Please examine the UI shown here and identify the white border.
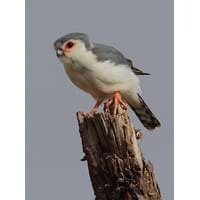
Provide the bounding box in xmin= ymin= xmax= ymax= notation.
xmin=175 ymin=0 xmax=200 ymax=199
xmin=0 ymin=0 xmax=200 ymax=199
xmin=0 ymin=0 xmax=25 ymax=200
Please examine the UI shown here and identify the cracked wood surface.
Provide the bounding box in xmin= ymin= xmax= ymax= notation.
xmin=77 ymin=108 xmax=161 ymax=200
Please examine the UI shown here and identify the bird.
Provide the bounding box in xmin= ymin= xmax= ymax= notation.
xmin=54 ymin=32 xmax=160 ymax=130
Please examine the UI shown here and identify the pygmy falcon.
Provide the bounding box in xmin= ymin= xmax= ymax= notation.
xmin=54 ymin=32 xmax=160 ymax=130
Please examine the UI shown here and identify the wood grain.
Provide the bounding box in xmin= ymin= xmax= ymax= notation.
xmin=77 ymin=107 xmax=161 ymax=200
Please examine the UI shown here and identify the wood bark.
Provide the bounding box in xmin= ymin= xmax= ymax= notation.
xmin=76 ymin=107 xmax=162 ymax=200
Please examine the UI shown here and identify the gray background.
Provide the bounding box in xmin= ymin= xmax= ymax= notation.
xmin=26 ymin=0 xmax=173 ymax=199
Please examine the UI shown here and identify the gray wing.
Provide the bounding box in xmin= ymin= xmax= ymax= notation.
xmin=92 ymin=43 xmax=150 ymax=75
xmin=126 ymin=59 xmax=150 ymax=75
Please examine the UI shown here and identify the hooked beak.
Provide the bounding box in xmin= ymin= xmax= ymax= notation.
xmin=56 ymin=48 xmax=64 ymax=57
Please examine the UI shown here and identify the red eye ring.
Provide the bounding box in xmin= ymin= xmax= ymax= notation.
xmin=65 ymin=41 xmax=74 ymax=49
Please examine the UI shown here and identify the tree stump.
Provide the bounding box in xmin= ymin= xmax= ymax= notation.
xmin=76 ymin=107 xmax=162 ymax=200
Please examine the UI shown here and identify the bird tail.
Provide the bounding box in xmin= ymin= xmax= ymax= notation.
xmin=126 ymin=94 xmax=161 ymax=130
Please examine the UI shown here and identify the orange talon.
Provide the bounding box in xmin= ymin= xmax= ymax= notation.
xmin=104 ymin=92 xmax=128 ymax=115
xmin=105 ymin=98 xmax=113 ymax=108
xmin=90 ymin=98 xmax=104 ymax=114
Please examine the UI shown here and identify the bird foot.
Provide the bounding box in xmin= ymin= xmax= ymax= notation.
xmin=90 ymin=98 xmax=104 ymax=115
xmin=104 ymin=92 xmax=128 ymax=115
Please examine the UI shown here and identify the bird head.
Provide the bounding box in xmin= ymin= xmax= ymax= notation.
xmin=54 ymin=32 xmax=92 ymax=64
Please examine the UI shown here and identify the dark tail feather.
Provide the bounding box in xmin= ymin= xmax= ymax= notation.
xmin=129 ymin=94 xmax=161 ymax=130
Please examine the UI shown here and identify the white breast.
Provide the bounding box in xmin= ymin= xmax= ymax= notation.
xmin=64 ymin=63 xmax=99 ymax=99
xmin=62 ymin=51 xmax=141 ymax=100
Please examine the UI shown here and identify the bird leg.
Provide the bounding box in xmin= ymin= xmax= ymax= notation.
xmin=104 ymin=91 xmax=128 ymax=115
xmin=90 ymin=98 xmax=104 ymax=114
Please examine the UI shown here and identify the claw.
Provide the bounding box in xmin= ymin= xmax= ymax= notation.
xmin=90 ymin=98 xmax=104 ymax=114
xmin=104 ymin=92 xmax=128 ymax=115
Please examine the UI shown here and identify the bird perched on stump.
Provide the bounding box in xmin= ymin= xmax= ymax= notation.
xmin=54 ymin=32 xmax=161 ymax=130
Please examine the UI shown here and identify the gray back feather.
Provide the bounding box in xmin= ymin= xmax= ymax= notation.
xmin=92 ymin=43 xmax=150 ymax=75
xmin=92 ymin=43 xmax=130 ymax=66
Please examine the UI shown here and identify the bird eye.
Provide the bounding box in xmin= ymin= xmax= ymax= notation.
xmin=65 ymin=41 xmax=74 ymax=49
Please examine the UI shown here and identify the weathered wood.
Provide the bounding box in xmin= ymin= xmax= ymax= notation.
xmin=76 ymin=107 xmax=161 ymax=200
